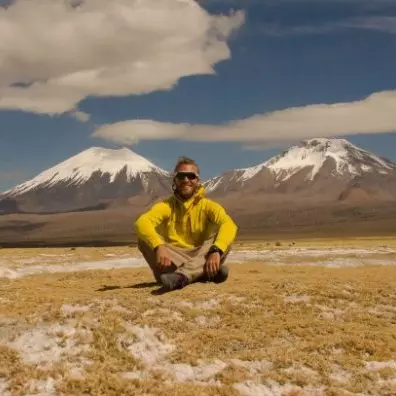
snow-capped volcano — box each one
[239,138,395,183]
[206,138,396,201]
[5,147,168,196]
[1,147,172,213]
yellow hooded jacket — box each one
[134,186,237,252]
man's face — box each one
[173,164,200,199]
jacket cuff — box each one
[149,237,165,250]
[213,241,227,253]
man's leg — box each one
[138,238,231,289]
[175,239,231,284]
[137,239,191,283]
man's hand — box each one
[204,252,221,280]
[155,245,172,268]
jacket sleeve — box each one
[134,201,171,249]
[205,200,238,253]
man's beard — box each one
[175,184,197,200]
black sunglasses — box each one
[175,172,198,180]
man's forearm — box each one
[213,220,238,253]
[134,216,164,249]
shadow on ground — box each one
[96,282,158,292]
[96,281,172,295]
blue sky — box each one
[1,0,396,191]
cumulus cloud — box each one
[94,120,188,145]
[71,111,91,123]
[0,0,244,115]
[92,90,396,147]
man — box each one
[134,156,238,291]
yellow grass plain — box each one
[0,239,395,395]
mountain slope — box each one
[207,138,396,202]
[1,147,172,213]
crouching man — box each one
[134,156,238,291]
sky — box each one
[1,0,396,191]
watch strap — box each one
[208,245,223,256]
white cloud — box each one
[0,0,244,115]
[92,90,396,147]
[94,120,188,145]
[255,15,396,38]
[71,111,91,123]
[0,84,85,114]
[344,16,396,34]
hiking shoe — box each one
[213,266,229,284]
[160,272,189,291]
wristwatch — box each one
[207,245,223,256]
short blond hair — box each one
[173,156,200,174]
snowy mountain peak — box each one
[73,146,157,165]
[239,138,395,182]
[5,146,169,196]
[301,138,351,151]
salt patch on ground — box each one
[378,377,396,387]
[329,364,352,383]
[1,247,396,279]
[26,377,56,396]
[9,255,75,266]
[371,304,396,312]
[225,295,247,304]
[195,315,221,328]
[61,304,92,315]
[283,364,320,379]
[178,299,220,310]
[94,298,135,315]
[310,258,396,268]
[368,305,396,318]
[229,247,396,266]
[257,247,395,256]
[166,360,226,384]
[231,359,273,375]
[0,257,145,279]
[365,360,396,370]
[111,304,134,314]
[120,324,175,365]
[6,322,91,369]
[68,365,86,380]
[0,379,10,396]
[234,380,325,396]
[284,294,311,303]
[143,308,183,322]
[120,371,147,380]
[119,324,225,383]
[119,324,272,385]
[121,360,226,385]
[314,304,346,320]
[104,253,133,258]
